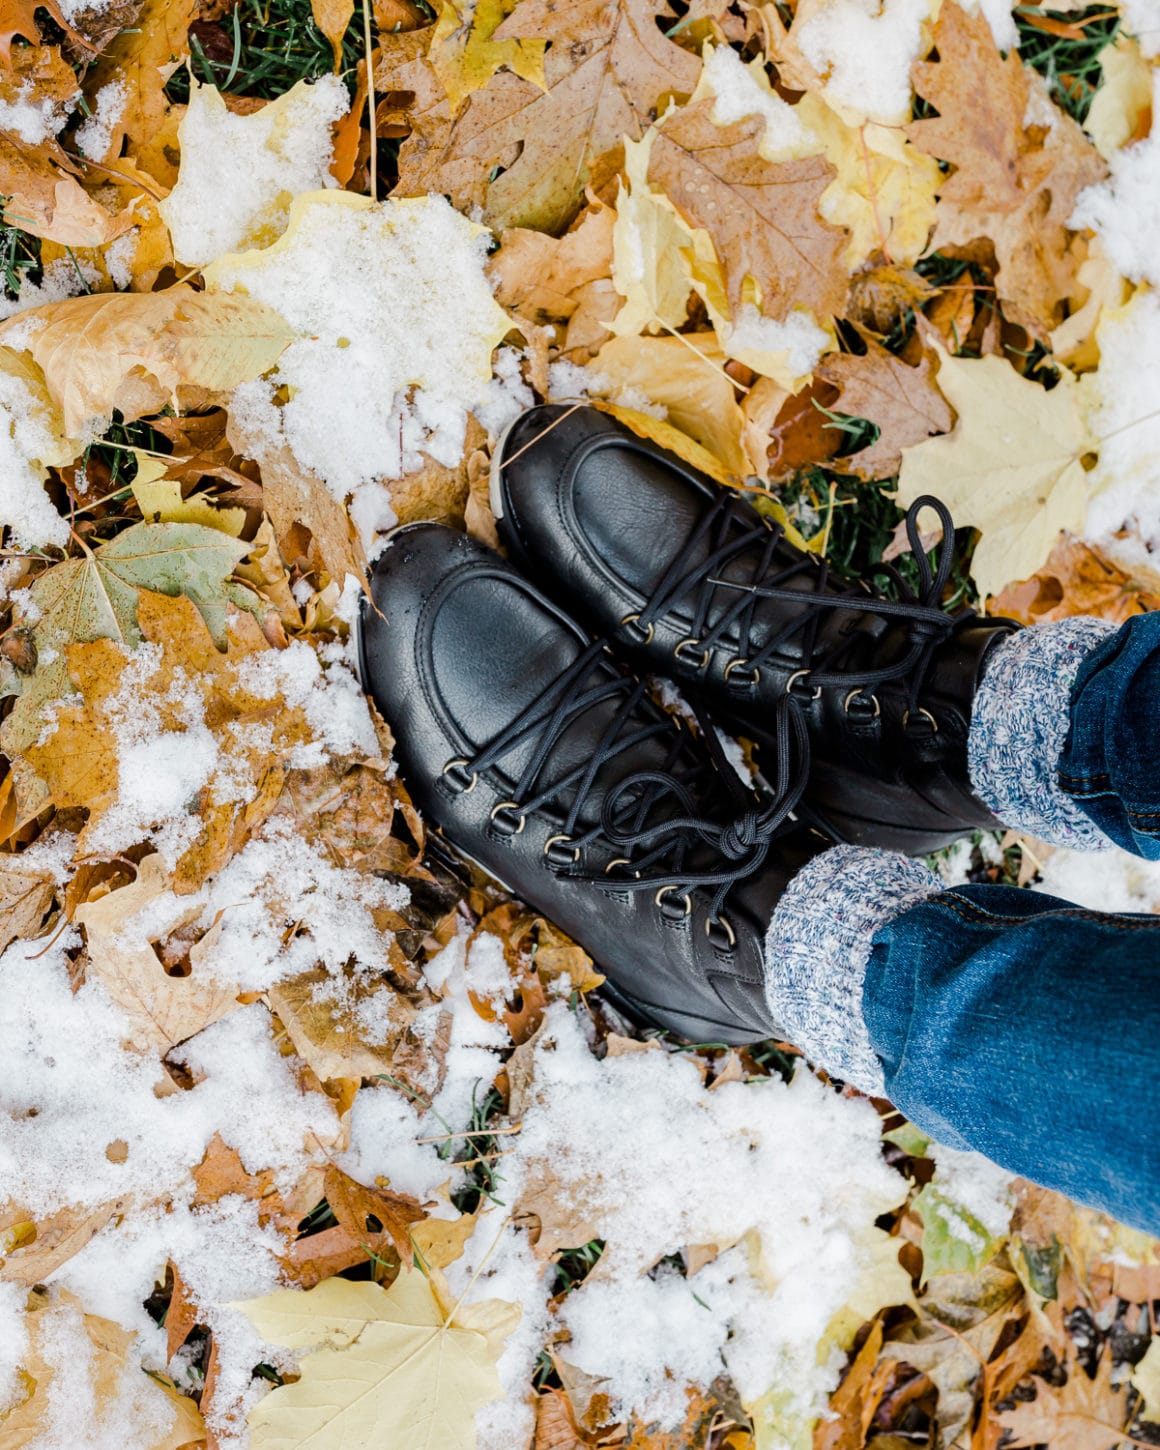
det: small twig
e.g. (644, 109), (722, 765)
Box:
(415, 1123), (522, 1143)
(363, 0), (378, 199)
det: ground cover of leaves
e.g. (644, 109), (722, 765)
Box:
(1, 0), (1159, 1447)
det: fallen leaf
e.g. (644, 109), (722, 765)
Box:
(235, 1271), (510, 1449)
(647, 97), (846, 320)
(0, 284), (296, 438)
(74, 854), (239, 1053)
(311, 0), (353, 67)
(991, 535), (1160, 626)
(0, 522), (251, 812)
(906, 5), (1105, 334)
(489, 202), (616, 323)
(817, 334), (952, 480)
(1085, 34), (1153, 161)
(323, 1163), (427, 1261)
(87, 0), (200, 189)
(883, 1262), (1025, 1450)
(388, 0), (699, 232)
(1133, 1337), (1160, 1423)
(2, 1288), (205, 1449)
(590, 332), (748, 478)
(0, 856), (55, 954)
(429, 0), (546, 111)
(895, 350), (1091, 600)
(130, 451), (247, 537)
(999, 1352), (1130, 1450)
(0, 1199), (122, 1285)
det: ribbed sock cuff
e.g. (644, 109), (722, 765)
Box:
(764, 845), (942, 1096)
(968, 618), (1115, 849)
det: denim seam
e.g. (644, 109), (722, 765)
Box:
(930, 895), (1160, 931)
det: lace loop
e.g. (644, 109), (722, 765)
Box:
(651, 492), (965, 719)
(453, 642), (808, 919)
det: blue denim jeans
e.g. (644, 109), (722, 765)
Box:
(866, 613), (1160, 1232)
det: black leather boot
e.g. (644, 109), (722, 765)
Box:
(358, 524), (826, 1045)
(491, 404), (1020, 855)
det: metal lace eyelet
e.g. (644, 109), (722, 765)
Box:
(605, 857), (638, 879)
(441, 757), (478, 793)
(620, 612), (654, 646)
(674, 637), (709, 669)
(705, 914), (736, 950)
(654, 885), (692, 919)
(724, 657), (761, 688)
(902, 707), (939, 734)
(785, 668), (820, 701)
(489, 801), (527, 835)
(544, 834), (581, 866)
(843, 688), (881, 718)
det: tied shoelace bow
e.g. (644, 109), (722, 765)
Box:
(449, 638), (809, 923)
(632, 493), (964, 726)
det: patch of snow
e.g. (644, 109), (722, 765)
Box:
(703, 44), (812, 156)
(1035, 841), (1160, 915)
(563, 1267), (728, 1427)
(76, 80), (127, 162)
(1071, 73), (1160, 290)
(928, 1143), (1014, 1241)
(502, 1004), (906, 1429)
(957, 0), (1018, 52)
(0, 929), (334, 1219)
(0, 354), (71, 549)
(1120, 0), (1160, 58)
(724, 303), (828, 377)
(0, 82), (70, 144)
(160, 77), (349, 268)
(209, 194), (510, 501)
(794, 0), (936, 126)
(1081, 290), (1160, 570)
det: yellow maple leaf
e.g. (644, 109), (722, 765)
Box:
(235, 1271), (515, 1450)
(896, 350), (1092, 601)
(430, 0), (547, 112)
(0, 284), (296, 438)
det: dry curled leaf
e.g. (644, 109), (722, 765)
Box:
(0, 285), (296, 438)
(991, 535), (1160, 626)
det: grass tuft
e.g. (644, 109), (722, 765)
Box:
(1015, 4), (1120, 123)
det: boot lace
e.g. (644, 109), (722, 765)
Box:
(630, 493), (968, 726)
(445, 639), (809, 922)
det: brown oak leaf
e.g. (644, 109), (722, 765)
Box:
(646, 99), (847, 320)
(1000, 1352), (1131, 1450)
(816, 333), (953, 481)
(906, 5), (1105, 335)
(385, 0), (699, 233)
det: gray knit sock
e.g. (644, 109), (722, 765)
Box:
(764, 845), (943, 1094)
(967, 618), (1115, 849)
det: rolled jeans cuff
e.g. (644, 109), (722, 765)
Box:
(968, 618), (1116, 848)
(764, 845), (943, 1095)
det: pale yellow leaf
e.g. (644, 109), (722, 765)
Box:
(1085, 34), (1153, 160)
(896, 350), (1092, 600)
(610, 130), (694, 337)
(590, 332), (748, 478)
(0, 285), (296, 438)
(130, 451), (246, 537)
(75, 854), (240, 1053)
(1134, 1336), (1160, 1422)
(430, 0), (546, 111)
(235, 1271), (511, 1450)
